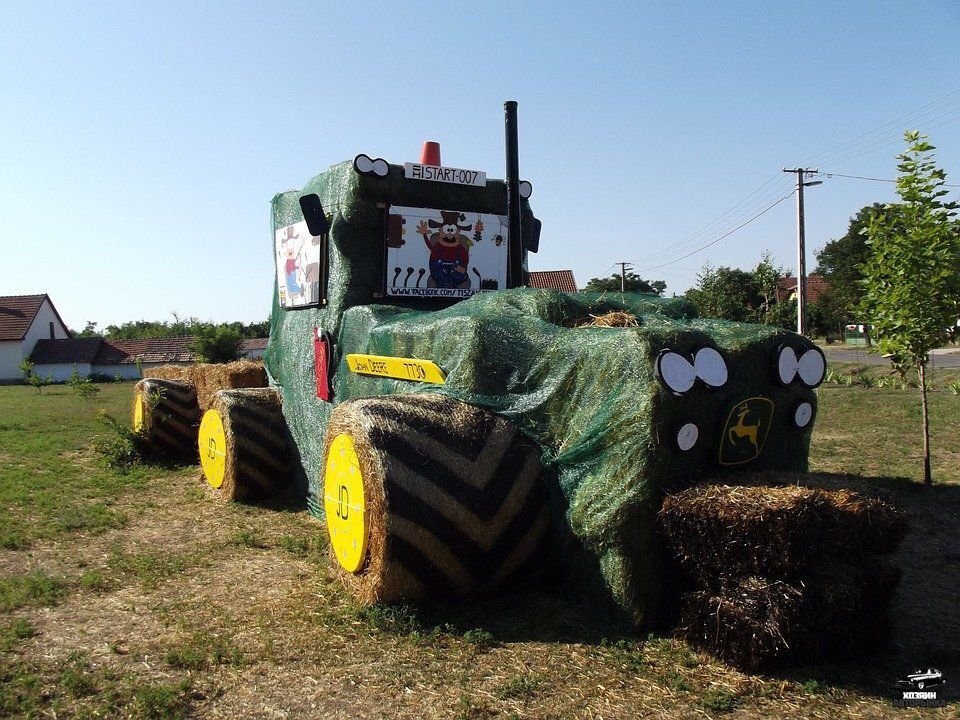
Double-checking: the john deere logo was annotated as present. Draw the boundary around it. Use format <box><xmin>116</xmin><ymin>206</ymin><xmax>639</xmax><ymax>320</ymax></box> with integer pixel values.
<box><xmin>719</xmin><ymin>397</ymin><xmax>774</xmax><ymax>466</ymax></box>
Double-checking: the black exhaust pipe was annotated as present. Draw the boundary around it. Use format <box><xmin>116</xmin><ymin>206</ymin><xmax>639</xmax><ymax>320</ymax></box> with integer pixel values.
<box><xmin>504</xmin><ymin>101</ymin><xmax>526</xmax><ymax>288</ymax></box>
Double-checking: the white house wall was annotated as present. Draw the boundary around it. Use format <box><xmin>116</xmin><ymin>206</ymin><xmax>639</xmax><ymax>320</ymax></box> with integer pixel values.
<box><xmin>22</xmin><ymin>300</ymin><xmax>70</xmax><ymax>355</ymax></box>
<box><xmin>92</xmin><ymin>364</ymin><xmax>141</xmax><ymax>380</ymax></box>
<box><xmin>35</xmin><ymin>363</ymin><xmax>94</xmax><ymax>383</ymax></box>
<box><xmin>0</xmin><ymin>341</ymin><xmax>25</xmax><ymax>381</ymax></box>
<box><xmin>1</xmin><ymin>299</ymin><xmax>71</xmax><ymax>381</ymax></box>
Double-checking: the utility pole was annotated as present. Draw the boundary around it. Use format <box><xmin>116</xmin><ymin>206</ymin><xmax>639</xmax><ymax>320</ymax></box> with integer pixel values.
<box><xmin>616</xmin><ymin>262</ymin><xmax>633</xmax><ymax>292</ymax></box>
<box><xmin>782</xmin><ymin>168</ymin><xmax>822</xmax><ymax>336</ymax></box>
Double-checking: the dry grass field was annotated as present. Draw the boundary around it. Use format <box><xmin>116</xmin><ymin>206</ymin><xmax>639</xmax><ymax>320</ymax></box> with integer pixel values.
<box><xmin>1</xmin><ymin>367</ymin><xmax>958</xmax><ymax>719</ymax></box>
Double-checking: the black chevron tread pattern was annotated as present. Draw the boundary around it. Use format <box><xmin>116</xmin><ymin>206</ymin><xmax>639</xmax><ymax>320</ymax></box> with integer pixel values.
<box><xmin>324</xmin><ymin>393</ymin><xmax>550</xmax><ymax>604</ymax></box>
<box><xmin>215</xmin><ymin>388</ymin><xmax>290</xmax><ymax>501</ymax></box>
<box><xmin>135</xmin><ymin>378</ymin><xmax>200</xmax><ymax>459</ymax></box>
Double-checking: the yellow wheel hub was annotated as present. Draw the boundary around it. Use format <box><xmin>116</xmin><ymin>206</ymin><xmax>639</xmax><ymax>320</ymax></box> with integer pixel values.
<box><xmin>324</xmin><ymin>433</ymin><xmax>368</xmax><ymax>573</ymax></box>
<box><xmin>132</xmin><ymin>393</ymin><xmax>145</xmax><ymax>433</ymax></box>
<box><xmin>198</xmin><ymin>409</ymin><xmax>227</xmax><ymax>489</ymax></box>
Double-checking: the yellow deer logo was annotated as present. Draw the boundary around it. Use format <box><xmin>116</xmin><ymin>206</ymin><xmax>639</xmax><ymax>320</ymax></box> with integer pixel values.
<box><xmin>728</xmin><ymin>401</ymin><xmax>760</xmax><ymax>450</ymax></box>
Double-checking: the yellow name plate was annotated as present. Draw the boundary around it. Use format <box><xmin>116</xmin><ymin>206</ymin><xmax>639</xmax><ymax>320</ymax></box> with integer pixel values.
<box><xmin>346</xmin><ymin>354</ymin><xmax>446</xmax><ymax>384</ymax></box>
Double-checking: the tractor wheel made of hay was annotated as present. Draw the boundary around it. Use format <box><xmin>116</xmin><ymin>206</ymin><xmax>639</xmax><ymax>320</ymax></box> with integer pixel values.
<box><xmin>322</xmin><ymin>394</ymin><xmax>551</xmax><ymax>605</ymax></box>
<box><xmin>132</xmin><ymin>378</ymin><xmax>200</xmax><ymax>459</ymax></box>
<box><xmin>198</xmin><ymin>388</ymin><xmax>290</xmax><ymax>501</ymax></box>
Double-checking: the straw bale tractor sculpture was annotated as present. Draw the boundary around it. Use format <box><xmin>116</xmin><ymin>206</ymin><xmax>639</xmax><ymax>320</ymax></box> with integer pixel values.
<box><xmin>132</xmin><ymin>103</ymin><xmax>903</xmax><ymax>669</ymax></box>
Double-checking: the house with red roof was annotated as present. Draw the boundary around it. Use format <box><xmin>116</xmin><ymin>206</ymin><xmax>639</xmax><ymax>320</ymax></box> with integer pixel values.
<box><xmin>0</xmin><ymin>294</ymin><xmax>71</xmax><ymax>382</ymax></box>
<box><xmin>30</xmin><ymin>336</ymin><xmax>197</xmax><ymax>382</ymax></box>
<box><xmin>528</xmin><ymin>270</ymin><xmax>578</xmax><ymax>293</ymax></box>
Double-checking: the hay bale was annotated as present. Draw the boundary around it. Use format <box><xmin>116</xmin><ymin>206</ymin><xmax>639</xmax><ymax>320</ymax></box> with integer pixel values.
<box><xmin>133</xmin><ymin>378</ymin><xmax>200</xmax><ymax>459</ymax></box>
<box><xmin>145</xmin><ymin>360</ymin><xmax>267</xmax><ymax>411</ymax></box>
<box><xmin>322</xmin><ymin>393</ymin><xmax>551</xmax><ymax>605</ymax></box>
<box><xmin>202</xmin><ymin>388</ymin><xmax>290</xmax><ymax>501</ymax></box>
<box><xmin>567</xmin><ymin>310</ymin><xmax>640</xmax><ymax>328</ymax></box>
<box><xmin>677</xmin><ymin>562</ymin><xmax>900</xmax><ymax>671</ymax></box>
<box><xmin>660</xmin><ymin>484</ymin><xmax>906</xmax><ymax>581</ymax></box>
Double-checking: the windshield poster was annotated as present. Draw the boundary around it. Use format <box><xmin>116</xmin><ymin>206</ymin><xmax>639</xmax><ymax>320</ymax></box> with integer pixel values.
<box><xmin>275</xmin><ymin>221</ymin><xmax>322</xmax><ymax>308</ymax></box>
<box><xmin>385</xmin><ymin>206</ymin><xmax>508</xmax><ymax>298</ymax></box>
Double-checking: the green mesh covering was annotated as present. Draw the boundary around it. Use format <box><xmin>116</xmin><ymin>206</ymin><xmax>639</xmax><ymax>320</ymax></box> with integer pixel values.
<box><xmin>264</xmin><ymin>160</ymin><xmax>818</xmax><ymax>625</ymax></box>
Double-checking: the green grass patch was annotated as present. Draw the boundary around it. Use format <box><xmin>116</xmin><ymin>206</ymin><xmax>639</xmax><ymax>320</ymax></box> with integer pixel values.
<box><xmin>495</xmin><ymin>672</ymin><xmax>543</xmax><ymax>700</ymax></box>
<box><xmin>0</xmin><ymin>383</ymin><xmax>153</xmax><ymax>546</ymax></box>
<box><xmin>700</xmin><ymin>689</ymin><xmax>737</xmax><ymax>713</ymax></box>
<box><xmin>229</xmin><ymin>528</ymin><xmax>266</xmax><ymax>549</ymax></box>
<box><xmin>0</xmin><ymin>619</ymin><xmax>37</xmax><ymax>652</ymax></box>
<box><xmin>165</xmin><ymin>631</ymin><xmax>244</xmax><ymax>670</ymax></box>
<box><xmin>0</xmin><ymin>572</ymin><xmax>69</xmax><ymax>613</ymax></box>
<box><xmin>107</xmin><ymin>548</ymin><xmax>190</xmax><ymax>590</ymax></box>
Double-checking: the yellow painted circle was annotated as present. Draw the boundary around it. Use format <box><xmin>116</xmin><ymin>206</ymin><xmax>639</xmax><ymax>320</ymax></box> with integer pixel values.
<box><xmin>324</xmin><ymin>433</ymin><xmax>368</xmax><ymax>573</ymax></box>
<box><xmin>198</xmin><ymin>410</ymin><xmax>227</xmax><ymax>489</ymax></box>
<box><xmin>132</xmin><ymin>393</ymin><xmax>145</xmax><ymax>433</ymax></box>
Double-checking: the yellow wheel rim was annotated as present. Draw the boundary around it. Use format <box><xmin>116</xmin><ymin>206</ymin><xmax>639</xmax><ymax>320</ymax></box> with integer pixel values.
<box><xmin>132</xmin><ymin>393</ymin><xmax>145</xmax><ymax>433</ymax></box>
<box><xmin>324</xmin><ymin>433</ymin><xmax>368</xmax><ymax>573</ymax></box>
<box><xmin>198</xmin><ymin>409</ymin><xmax>227</xmax><ymax>489</ymax></box>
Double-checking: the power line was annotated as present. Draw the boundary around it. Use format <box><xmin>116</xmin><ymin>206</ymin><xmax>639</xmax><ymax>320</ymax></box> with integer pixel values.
<box><xmin>818</xmin><ymin>171</ymin><xmax>960</xmax><ymax>188</ymax></box>
<box><xmin>800</xmin><ymin>88</ymin><xmax>960</xmax><ymax>166</ymax></box>
<box><xmin>638</xmin><ymin>190</ymin><xmax>795</xmax><ymax>272</ymax></box>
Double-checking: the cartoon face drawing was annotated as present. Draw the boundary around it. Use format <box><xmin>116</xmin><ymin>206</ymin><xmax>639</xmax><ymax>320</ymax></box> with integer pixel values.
<box><xmin>416</xmin><ymin>211</ymin><xmax>476</xmax><ymax>289</ymax></box>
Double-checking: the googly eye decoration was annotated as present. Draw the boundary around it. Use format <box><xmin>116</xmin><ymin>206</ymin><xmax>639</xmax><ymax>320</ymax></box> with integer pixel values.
<box><xmin>676</xmin><ymin>423</ymin><xmax>699</xmax><ymax>451</ymax></box>
<box><xmin>354</xmin><ymin>154</ymin><xmax>390</xmax><ymax>177</ymax></box>
<box><xmin>693</xmin><ymin>347</ymin><xmax>728</xmax><ymax>388</ymax></box>
<box><xmin>656</xmin><ymin>351</ymin><xmax>697</xmax><ymax>394</ymax></box>
<box><xmin>776</xmin><ymin>345</ymin><xmax>826</xmax><ymax>388</ymax></box>
<box><xmin>797</xmin><ymin>347</ymin><xmax>826</xmax><ymax>387</ymax></box>
<box><xmin>657</xmin><ymin>348</ymin><xmax>729</xmax><ymax>395</ymax></box>
<box><xmin>793</xmin><ymin>401</ymin><xmax>814</xmax><ymax>428</ymax></box>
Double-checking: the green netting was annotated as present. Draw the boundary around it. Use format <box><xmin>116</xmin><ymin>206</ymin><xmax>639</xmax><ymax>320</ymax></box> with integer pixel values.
<box><xmin>263</xmin><ymin>160</ymin><xmax>817</xmax><ymax>626</ymax></box>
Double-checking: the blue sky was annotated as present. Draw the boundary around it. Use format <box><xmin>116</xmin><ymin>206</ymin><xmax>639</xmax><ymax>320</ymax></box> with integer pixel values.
<box><xmin>2</xmin><ymin>1</ymin><xmax>959</xmax><ymax>330</ymax></box>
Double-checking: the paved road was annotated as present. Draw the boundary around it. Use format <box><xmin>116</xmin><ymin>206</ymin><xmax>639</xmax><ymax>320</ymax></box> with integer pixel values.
<box><xmin>823</xmin><ymin>347</ymin><xmax>960</xmax><ymax>369</ymax></box>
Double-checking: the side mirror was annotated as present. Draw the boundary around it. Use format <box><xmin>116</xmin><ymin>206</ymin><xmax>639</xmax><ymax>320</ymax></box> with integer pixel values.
<box><xmin>299</xmin><ymin>194</ymin><xmax>330</xmax><ymax>237</ymax></box>
<box><xmin>526</xmin><ymin>218</ymin><xmax>541</xmax><ymax>253</ymax></box>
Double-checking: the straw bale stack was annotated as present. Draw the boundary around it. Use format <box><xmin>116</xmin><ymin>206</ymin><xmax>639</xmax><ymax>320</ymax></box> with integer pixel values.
<box><xmin>660</xmin><ymin>484</ymin><xmax>905</xmax><ymax>582</ymax></box>
<box><xmin>144</xmin><ymin>360</ymin><xmax>267</xmax><ymax>411</ymax></box>
<box><xmin>133</xmin><ymin>378</ymin><xmax>200</xmax><ymax>459</ymax></box>
<box><xmin>208</xmin><ymin>388</ymin><xmax>290</xmax><ymax>501</ymax></box>
<box><xmin>323</xmin><ymin>393</ymin><xmax>551</xmax><ymax>605</ymax></box>
<box><xmin>660</xmin><ymin>482</ymin><xmax>905</xmax><ymax>671</ymax></box>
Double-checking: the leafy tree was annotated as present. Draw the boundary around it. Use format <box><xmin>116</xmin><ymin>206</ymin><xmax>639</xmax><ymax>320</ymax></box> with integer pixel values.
<box><xmin>189</xmin><ymin>325</ymin><xmax>243</xmax><ymax>363</ymax></box>
<box><xmin>19</xmin><ymin>359</ymin><xmax>51</xmax><ymax>394</ymax></box>
<box><xmin>807</xmin><ymin>290</ymin><xmax>846</xmax><ymax>341</ymax></box>
<box><xmin>685</xmin><ymin>265</ymin><xmax>760</xmax><ymax>322</ymax></box>
<box><xmin>75</xmin><ymin>321</ymin><xmax>102</xmax><ymax>338</ymax></box>
<box><xmin>583</xmin><ymin>272</ymin><xmax>666</xmax><ymax>295</ymax></box>
<box><xmin>860</xmin><ymin>131</ymin><xmax>960</xmax><ymax>485</ymax></box>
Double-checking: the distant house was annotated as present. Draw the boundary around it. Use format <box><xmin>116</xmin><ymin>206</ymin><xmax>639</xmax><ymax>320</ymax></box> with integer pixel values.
<box><xmin>31</xmin><ymin>337</ymin><xmax>196</xmax><ymax>382</ymax></box>
<box><xmin>240</xmin><ymin>338</ymin><xmax>269</xmax><ymax>360</ymax></box>
<box><xmin>529</xmin><ymin>270</ymin><xmax>578</xmax><ymax>293</ymax></box>
<box><xmin>0</xmin><ymin>294</ymin><xmax>71</xmax><ymax>382</ymax></box>
<box><xmin>777</xmin><ymin>274</ymin><xmax>829</xmax><ymax>304</ymax></box>
<box><xmin>29</xmin><ymin>336</ymin><xmax>270</xmax><ymax>381</ymax></box>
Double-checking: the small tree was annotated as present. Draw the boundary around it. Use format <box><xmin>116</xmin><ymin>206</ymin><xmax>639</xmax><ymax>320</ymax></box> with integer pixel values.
<box><xmin>189</xmin><ymin>325</ymin><xmax>243</xmax><ymax>364</ymax></box>
<box><xmin>860</xmin><ymin>131</ymin><xmax>960</xmax><ymax>485</ymax></box>
<box><xmin>583</xmin><ymin>272</ymin><xmax>666</xmax><ymax>295</ymax></box>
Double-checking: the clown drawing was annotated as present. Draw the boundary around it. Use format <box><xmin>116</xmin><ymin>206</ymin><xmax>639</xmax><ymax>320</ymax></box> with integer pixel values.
<box><xmin>280</xmin><ymin>225</ymin><xmax>304</xmax><ymax>302</ymax></box>
<box><xmin>417</xmin><ymin>211</ymin><xmax>482</xmax><ymax>289</ymax></box>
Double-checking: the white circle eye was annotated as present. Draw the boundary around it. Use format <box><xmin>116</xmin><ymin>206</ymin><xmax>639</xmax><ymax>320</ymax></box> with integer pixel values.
<box><xmin>371</xmin><ymin>158</ymin><xmax>389</xmax><ymax>177</ymax></box>
<box><xmin>676</xmin><ymin>423</ymin><xmax>699</xmax><ymax>451</ymax></box>
<box><xmin>519</xmin><ymin>180</ymin><xmax>533</xmax><ymax>198</ymax></box>
<box><xmin>777</xmin><ymin>346</ymin><xmax>799</xmax><ymax>385</ymax></box>
<box><xmin>657</xmin><ymin>351</ymin><xmax>696</xmax><ymax>394</ymax></box>
<box><xmin>354</xmin><ymin>154</ymin><xmax>374</xmax><ymax>174</ymax></box>
<box><xmin>693</xmin><ymin>347</ymin><xmax>728</xmax><ymax>388</ymax></box>
<box><xmin>797</xmin><ymin>348</ymin><xmax>826</xmax><ymax>387</ymax></box>
<box><xmin>793</xmin><ymin>401</ymin><xmax>814</xmax><ymax>428</ymax></box>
